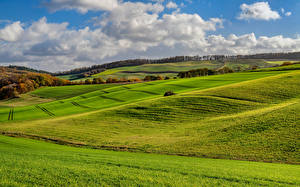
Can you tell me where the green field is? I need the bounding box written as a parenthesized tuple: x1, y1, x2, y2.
(65, 59, 274, 81)
(0, 71, 285, 122)
(0, 135, 299, 186)
(0, 66, 299, 185)
(265, 60, 299, 65)
(30, 84, 120, 100)
(252, 63, 300, 72)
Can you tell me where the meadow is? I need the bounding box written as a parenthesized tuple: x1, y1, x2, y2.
(0, 68, 299, 163)
(0, 71, 285, 122)
(63, 59, 273, 81)
(0, 135, 299, 186)
(0, 65, 299, 185)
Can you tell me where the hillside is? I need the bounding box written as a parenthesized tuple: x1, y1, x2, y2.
(0, 71, 283, 122)
(0, 67, 299, 163)
(54, 52, 300, 80)
(1, 135, 299, 186)
(6, 65, 52, 74)
(58, 59, 275, 81)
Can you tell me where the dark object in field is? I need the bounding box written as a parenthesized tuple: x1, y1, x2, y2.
(164, 91, 175, 97)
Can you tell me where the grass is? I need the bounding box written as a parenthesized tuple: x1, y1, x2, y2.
(88, 61, 222, 80)
(0, 135, 299, 186)
(0, 68, 299, 186)
(75, 60, 274, 81)
(59, 59, 280, 81)
(0, 71, 285, 122)
(265, 60, 299, 65)
(56, 74, 82, 81)
(252, 63, 300, 72)
(0, 70, 299, 163)
(30, 84, 120, 100)
(0, 94, 53, 107)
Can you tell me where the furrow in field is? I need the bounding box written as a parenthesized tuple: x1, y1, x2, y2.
(99, 95, 125, 102)
(70, 102, 91, 109)
(35, 106, 55, 117)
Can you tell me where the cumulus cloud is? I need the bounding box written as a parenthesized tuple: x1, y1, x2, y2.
(44, 0, 119, 13)
(166, 1, 178, 9)
(0, 21, 24, 42)
(1, 1, 300, 72)
(238, 2, 280, 21)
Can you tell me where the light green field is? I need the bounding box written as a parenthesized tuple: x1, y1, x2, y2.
(88, 61, 222, 80)
(0, 71, 285, 122)
(0, 94, 53, 107)
(59, 59, 279, 81)
(265, 60, 299, 65)
(30, 84, 120, 100)
(56, 74, 82, 80)
(71, 59, 273, 81)
(0, 68, 299, 163)
(0, 66, 299, 186)
(252, 63, 300, 72)
(0, 135, 299, 186)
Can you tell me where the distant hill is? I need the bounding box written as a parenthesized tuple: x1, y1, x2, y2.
(54, 52, 300, 79)
(7, 65, 52, 74)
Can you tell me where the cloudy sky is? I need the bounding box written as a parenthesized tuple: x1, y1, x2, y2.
(0, 0, 299, 72)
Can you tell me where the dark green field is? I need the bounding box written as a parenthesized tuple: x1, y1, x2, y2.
(0, 65, 299, 186)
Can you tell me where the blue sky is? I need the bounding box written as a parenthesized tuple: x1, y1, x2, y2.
(0, 0, 299, 71)
(1, 0, 298, 37)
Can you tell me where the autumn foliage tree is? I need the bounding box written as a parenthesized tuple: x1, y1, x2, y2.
(0, 67, 71, 100)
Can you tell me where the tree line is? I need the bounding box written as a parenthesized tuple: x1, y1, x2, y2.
(177, 67, 234, 78)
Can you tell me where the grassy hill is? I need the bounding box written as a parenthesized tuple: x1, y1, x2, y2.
(0, 65, 299, 185)
(30, 84, 120, 100)
(59, 59, 274, 81)
(1, 135, 299, 186)
(0, 67, 299, 163)
(0, 71, 284, 122)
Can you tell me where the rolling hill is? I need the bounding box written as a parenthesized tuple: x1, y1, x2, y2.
(0, 135, 299, 186)
(58, 59, 277, 81)
(0, 65, 299, 186)
(0, 67, 298, 163)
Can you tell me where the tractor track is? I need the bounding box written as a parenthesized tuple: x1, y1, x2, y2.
(8, 108, 14, 121)
(70, 101, 91, 109)
(35, 105, 55, 117)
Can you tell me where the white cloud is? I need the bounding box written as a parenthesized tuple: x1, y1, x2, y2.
(238, 2, 280, 21)
(0, 21, 24, 42)
(44, 0, 119, 13)
(166, 1, 178, 9)
(1, 1, 300, 72)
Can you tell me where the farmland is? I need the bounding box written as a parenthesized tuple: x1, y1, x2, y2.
(0, 135, 299, 186)
(0, 66, 299, 185)
(61, 59, 274, 81)
(0, 71, 286, 122)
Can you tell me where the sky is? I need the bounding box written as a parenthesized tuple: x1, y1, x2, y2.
(0, 0, 299, 72)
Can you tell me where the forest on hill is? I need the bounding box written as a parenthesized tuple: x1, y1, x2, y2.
(0, 67, 71, 99)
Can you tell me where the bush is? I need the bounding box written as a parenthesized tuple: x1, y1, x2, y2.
(164, 91, 175, 97)
(280, 62, 293, 66)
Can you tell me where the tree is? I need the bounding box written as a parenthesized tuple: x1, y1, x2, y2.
(156, 75, 164, 80)
(164, 91, 175, 96)
(85, 79, 92, 84)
